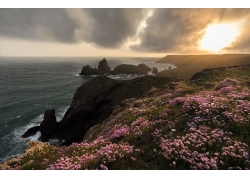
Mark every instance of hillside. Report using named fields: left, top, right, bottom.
left=156, top=54, right=250, bottom=79
left=1, top=64, right=250, bottom=170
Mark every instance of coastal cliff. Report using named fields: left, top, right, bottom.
left=2, top=64, right=250, bottom=170
left=22, top=75, right=176, bottom=145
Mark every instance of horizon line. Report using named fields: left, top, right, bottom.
left=1, top=53, right=250, bottom=58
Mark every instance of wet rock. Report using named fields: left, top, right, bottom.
left=21, top=126, right=40, bottom=138
left=39, top=109, right=59, bottom=141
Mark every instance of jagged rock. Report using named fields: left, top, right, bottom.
left=152, top=67, right=158, bottom=74
left=47, top=75, right=175, bottom=145
left=109, top=64, right=148, bottom=75
left=79, top=65, right=100, bottom=75
left=137, top=63, right=152, bottom=71
left=21, top=126, right=40, bottom=138
left=38, top=109, right=59, bottom=141
left=98, top=58, right=111, bottom=74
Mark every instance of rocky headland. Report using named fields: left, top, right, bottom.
left=22, top=75, right=176, bottom=146
left=80, top=58, right=155, bottom=76
left=156, top=54, right=250, bottom=79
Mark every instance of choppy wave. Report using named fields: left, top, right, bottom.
left=0, top=106, right=69, bottom=163
left=56, top=106, right=69, bottom=122
left=107, top=74, right=144, bottom=80
left=0, top=114, right=42, bottom=162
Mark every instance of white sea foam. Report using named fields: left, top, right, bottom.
left=31, top=131, right=41, bottom=140
left=0, top=106, right=69, bottom=162
left=56, top=106, right=69, bottom=122
left=0, top=114, right=43, bottom=162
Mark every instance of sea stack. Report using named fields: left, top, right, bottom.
left=80, top=65, right=100, bottom=75
left=152, top=67, right=158, bottom=74
left=137, top=63, right=152, bottom=72
left=98, top=58, right=111, bottom=74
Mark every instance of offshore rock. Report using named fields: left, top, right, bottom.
left=109, top=64, right=148, bottom=75
left=48, top=75, right=175, bottom=145
left=80, top=65, right=100, bottom=75
left=137, top=63, right=152, bottom=72
left=98, top=58, right=111, bottom=74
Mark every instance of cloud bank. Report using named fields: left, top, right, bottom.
left=1, top=8, right=250, bottom=53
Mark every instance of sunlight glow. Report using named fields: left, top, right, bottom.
left=125, top=9, right=154, bottom=47
left=200, top=23, right=240, bottom=53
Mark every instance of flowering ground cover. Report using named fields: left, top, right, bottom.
left=1, top=65, right=250, bottom=170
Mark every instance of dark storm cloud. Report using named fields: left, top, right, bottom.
left=0, top=9, right=78, bottom=43
left=131, top=8, right=250, bottom=53
left=0, top=8, right=146, bottom=48
left=1, top=8, right=250, bottom=53
left=78, top=9, right=147, bottom=48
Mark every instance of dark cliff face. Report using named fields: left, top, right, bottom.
left=39, top=109, right=59, bottom=141
left=49, top=75, right=175, bottom=145
left=22, top=75, right=175, bottom=145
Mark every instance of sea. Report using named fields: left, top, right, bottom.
left=0, top=56, right=173, bottom=163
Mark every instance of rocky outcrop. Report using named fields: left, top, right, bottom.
left=98, top=58, right=111, bottom=74
left=38, top=75, right=175, bottom=145
left=39, top=109, right=59, bottom=141
left=137, top=63, right=152, bottom=72
left=22, top=109, right=59, bottom=141
left=152, top=67, right=158, bottom=74
left=109, top=64, right=148, bottom=75
left=80, top=65, right=100, bottom=75
left=21, top=126, right=40, bottom=138
left=80, top=59, right=153, bottom=76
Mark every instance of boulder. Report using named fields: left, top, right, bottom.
left=137, top=63, right=152, bottom=72
left=98, top=58, right=111, bottom=74
left=109, top=64, right=148, bottom=75
left=38, top=109, right=59, bottom=141
left=152, top=67, right=158, bottom=74
left=79, top=65, right=100, bottom=75
left=21, top=126, right=40, bottom=138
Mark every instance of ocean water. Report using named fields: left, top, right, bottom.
left=0, top=56, right=173, bottom=162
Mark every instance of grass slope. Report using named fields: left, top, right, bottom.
left=1, top=65, right=250, bottom=170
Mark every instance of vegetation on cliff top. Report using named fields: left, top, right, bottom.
left=1, top=64, right=250, bottom=170
left=156, top=54, right=250, bottom=79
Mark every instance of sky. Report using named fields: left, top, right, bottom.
left=1, top=6, right=250, bottom=57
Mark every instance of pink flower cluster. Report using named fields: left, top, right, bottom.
left=169, top=97, right=185, bottom=106
left=214, top=78, right=240, bottom=91
left=109, top=125, right=130, bottom=139
left=159, top=125, right=249, bottom=170
left=46, top=135, right=135, bottom=170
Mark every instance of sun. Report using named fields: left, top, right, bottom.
left=200, top=23, right=239, bottom=53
